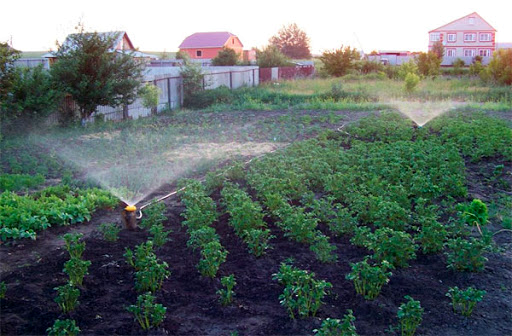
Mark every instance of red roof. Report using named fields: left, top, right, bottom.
left=179, top=32, right=241, bottom=49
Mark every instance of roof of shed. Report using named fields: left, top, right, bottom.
left=179, top=32, right=241, bottom=49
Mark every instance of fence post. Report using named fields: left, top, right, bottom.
left=167, top=77, right=171, bottom=110
left=230, top=71, right=233, bottom=89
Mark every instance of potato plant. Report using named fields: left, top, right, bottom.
left=54, top=283, right=80, bottom=313
left=139, top=202, right=166, bottom=229
left=273, top=261, right=332, bottom=319
left=445, top=237, right=490, bottom=272
left=126, top=293, right=167, bottom=331
left=149, top=223, right=171, bottom=248
left=446, top=286, right=486, bottom=316
left=0, top=281, right=6, bottom=299
left=61, top=233, right=85, bottom=259
left=397, top=296, right=423, bottom=336
left=46, top=319, right=80, bottom=336
left=346, top=257, right=392, bottom=300
left=198, top=241, right=228, bottom=278
left=221, top=183, right=274, bottom=256
left=217, top=274, right=236, bottom=306
left=367, top=228, right=417, bottom=268
left=98, top=223, right=121, bottom=242
left=124, top=241, right=170, bottom=292
left=313, top=310, right=358, bottom=336
left=63, top=257, right=91, bottom=286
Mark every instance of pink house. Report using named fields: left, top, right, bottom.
left=428, top=12, right=496, bottom=60
left=178, top=32, right=244, bottom=60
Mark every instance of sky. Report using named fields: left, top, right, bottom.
left=2, top=0, right=512, bottom=54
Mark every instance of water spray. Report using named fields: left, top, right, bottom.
left=121, top=204, right=138, bottom=230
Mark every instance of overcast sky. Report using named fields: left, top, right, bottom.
left=2, top=0, right=511, bottom=54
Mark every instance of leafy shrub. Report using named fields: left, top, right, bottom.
left=273, top=261, right=332, bottom=319
left=54, top=283, right=80, bottom=313
left=446, top=286, right=486, bottom=316
left=184, top=86, right=234, bottom=109
left=397, top=296, right=423, bottom=336
left=346, top=257, right=392, bottom=300
left=460, top=199, right=488, bottom=228
left=127, top=293, right=167, bottom=330
left=445, top=237, right=490, bottom=272
left=485, top=49, right=512, bottom=85
left=314, top=310, right=358, bottom=336
left=46, top=319, right=80, bottom=336
left=212, top=47, right=240, bottom=66
left=397, top=59, right=419, bottom=80
left=256, top=45, right=291, bottom=68
left=416, top=51, right=441, bottom=77
left=139, top=83, right=160, bottom=112
left=319, top=46, right=361, bottom=77
left=368, top=228, right=417, bottom=268
left=98, top=223, right=121, bottom=242
left=217, top=274, right=236, bottom=306
left=404, top=73, right=420, bottom=93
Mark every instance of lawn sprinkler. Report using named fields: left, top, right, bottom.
left=121, top=204, right=138, bottom=230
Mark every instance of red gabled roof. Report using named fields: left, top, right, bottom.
left=179, top=32, right=242, bottom=49
left=429, top=12, right=496, bottom=33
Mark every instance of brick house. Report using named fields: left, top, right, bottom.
left=178, top=32, right=244, bottom=60
left=428, top=12, right=496, bottom=64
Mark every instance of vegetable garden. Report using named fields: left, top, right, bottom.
left=1, top=78, right=511, bottom=335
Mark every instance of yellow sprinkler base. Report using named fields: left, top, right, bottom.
left=125, top=205, right=137, bottom=212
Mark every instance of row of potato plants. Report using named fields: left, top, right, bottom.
left=242, top=112, right=499, bottom=330
left=0, top=185, right=117, bottom=240
left=220, top=182, right=274, bottom=257
left=47, top=233, right=92, bottom=335
left=179, top=179, right=227, bottom=278
left=124, top=202, right=171, bottom=331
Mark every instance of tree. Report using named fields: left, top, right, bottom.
left=50, top=26, right=144, bottom=121
left=485, top=49, right=512, bottom=85
left=269, top=23, right=312, bottom=59
left=431, top=41, right=445, bottom=60
left=0, top=42, right=20, bottom=106
left=212, top=47, right=239, bottom=66
left=319, top=46, right=361, bottom=77
left=415, top=51, right=441, bottom=77
left=175, top=50, right=190, bottom=64
left=256, top=45, right=291, bottom=68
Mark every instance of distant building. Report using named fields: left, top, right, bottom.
left=367, top=51, right=413, bottom=65
left=178, top=32, right=244, bottom=60
left=41, top=31, right=158, bottom=67
left=428, top=12, right=496, bottom=65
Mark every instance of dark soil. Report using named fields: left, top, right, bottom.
left=1, top=115, right=511, bottom=335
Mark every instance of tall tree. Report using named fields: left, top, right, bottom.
left=51, top=26, right=144, bottom=121
left=269, top=23, right=312, bottom=59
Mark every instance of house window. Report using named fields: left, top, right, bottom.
left=464, top=33, right=476, bottom=42
left=430, top=33, right=440, bottom=42
left=232, top=38, right=235, bottom=44
left=446, top=49, right=456, bottom=57
left=464, top=49, right=476, bottom=57
left=468, top=17, right=475, bottom=25
left=196, top=50, right=202, bottom=57
left=479, top=33, right=492, bottom=42
left=479, top=49, right=492, bottom=57
left=447, top=33, right=456, bottom=42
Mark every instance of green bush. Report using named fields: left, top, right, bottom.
left=445, top=237, right=490, bottom=272
left=368, top=228, right=417, bottom=268
left=404, top=73, right=420, bottom=93
left=485, top=49, right=512, bottom=85
left=397, top=60, right=419, bottom=80
left=319, top=46, right=361, bottom=77
left=212, top=47, right=240, bottom=66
